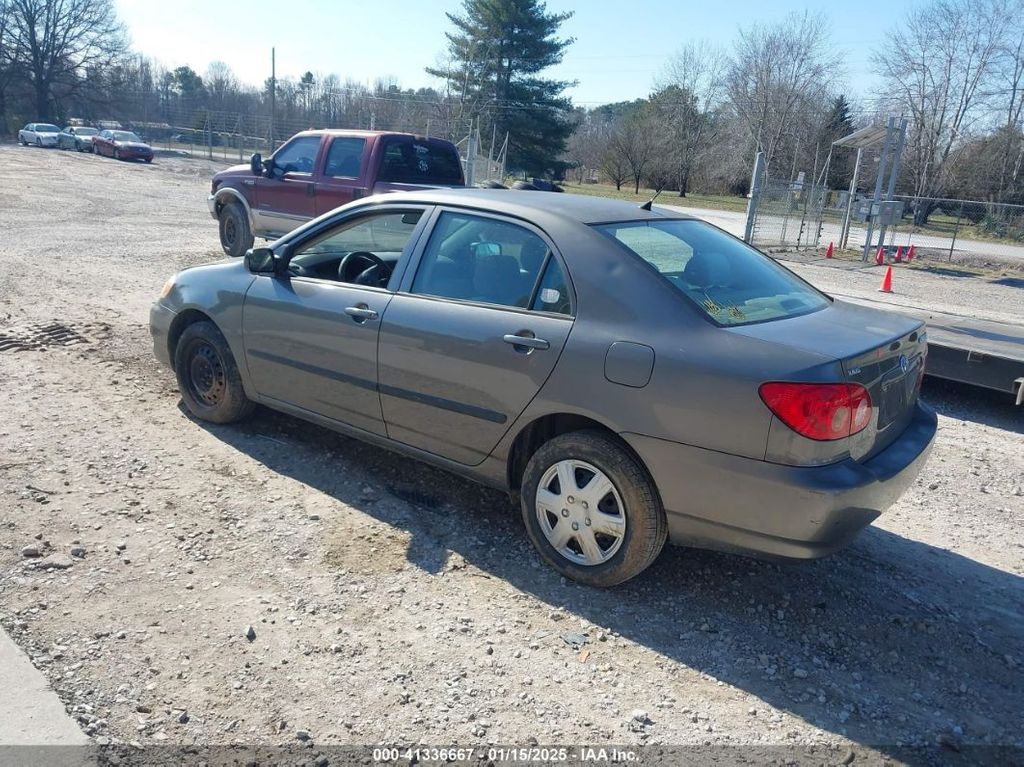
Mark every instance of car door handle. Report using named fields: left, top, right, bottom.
left=344, top=305, right=378, bottom=322
left=503, top=333, right=549, bottom=350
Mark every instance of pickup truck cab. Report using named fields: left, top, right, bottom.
left=208, top=129, right=465, bottom=255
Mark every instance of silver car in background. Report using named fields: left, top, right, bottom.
left=18, top=122, right=61, bottom=147
left=150, top=190, right=937, bottom=586
left=58, top=125, right=99, bottom=152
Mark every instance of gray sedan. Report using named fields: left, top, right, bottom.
left=150, top=189, right=936, bottom=586
left=58, top=125, right=99, bottom=152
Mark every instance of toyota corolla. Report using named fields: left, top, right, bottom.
left=150, top=190, right=936, bottom=586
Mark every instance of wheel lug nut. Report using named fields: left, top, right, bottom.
left=585, top=518, right=591, bottom=526
left=561, top=509, right=569, bottom=517
left=582, top=501, right=589, bottom=510
left=571, top=522, right=579, bottom=531
left=567, top=496, right=575, bottom=504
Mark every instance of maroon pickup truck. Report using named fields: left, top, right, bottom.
left=208, top=129, right=465, bottom=255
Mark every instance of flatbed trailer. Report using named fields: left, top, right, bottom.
left=832, top=295, right=1024, bottom=406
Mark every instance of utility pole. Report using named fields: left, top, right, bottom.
left=270, top=47, right=276, bottom=152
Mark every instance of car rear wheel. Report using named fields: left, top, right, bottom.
left=521, top=430, right=667, bottom=587
left=218, top=201, right=254, bottom=257
left=173, top=321, right=254, bottom=424
left=114, top=149, right=121, bottom=160
left=35, top=137, right=41, bottom=147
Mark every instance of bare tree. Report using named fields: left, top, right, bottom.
left=7, top=0, right=126, bottom=120
left=611, top=108, right=659, bottom=194
left=600, top=128, right=631, bottom=191
left=655, top=40, right=727, bottom=196
left=0, top=0, right=13, bottom=131
left=726, top=11, right=840, bottom=171
left=990, top=2, right=1024, bottom=200
left=874, top=0, right=1006, bottom=219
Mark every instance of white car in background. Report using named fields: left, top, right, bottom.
left=18, top=123, right=61, bottom=147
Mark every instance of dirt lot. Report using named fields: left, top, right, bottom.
left=0, top=144, right=1022, bottom=762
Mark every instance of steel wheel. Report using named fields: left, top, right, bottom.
left=223, top=215, right=237, bottom=248
left=184, top=340, right=226, bottom=407
left=535, top=459, right=626, bottom=566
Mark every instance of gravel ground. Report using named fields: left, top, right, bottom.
left=0, top=144, right=1022, bottom=764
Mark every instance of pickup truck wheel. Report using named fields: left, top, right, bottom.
left=173, top=321, right=254, bottom=424
left=219, top=201, right=254, bottom=257
left=521, top=430, right=667, bottom=587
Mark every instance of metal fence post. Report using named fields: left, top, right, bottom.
left=743, top=152, right=765, bottom=244
left=949, top=204, right=963, bottom=262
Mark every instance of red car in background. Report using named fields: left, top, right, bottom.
left=93, top=130, right=154, bottom=163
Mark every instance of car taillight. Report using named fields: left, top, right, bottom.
left=759, top=382, right=873, bottom=441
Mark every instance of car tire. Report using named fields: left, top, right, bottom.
left=35, top=138, right=41, bottom=147
left=173, top=320, right=254, bottom=424
left=218, top=201, right=254, bottom=257
left=144, top=157, right=153, bottom=164
left=521, top=430, right=667, bottom=587
left=114, top=149, right=121, bottom=160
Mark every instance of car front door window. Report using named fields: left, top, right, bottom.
left=287, top=210, right=424, bottom=287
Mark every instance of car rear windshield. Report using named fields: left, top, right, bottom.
left=593, top=219, right=829, bottom=326
left=76, top=127, right=98, bottom=135
left=113, top=131, right=141, bottom=142
left=377, top=138, right=463, bottom=185
left=36, top=124, right=59, bottom=132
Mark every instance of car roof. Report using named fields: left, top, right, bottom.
left=375, top=188, right=696, bottom=226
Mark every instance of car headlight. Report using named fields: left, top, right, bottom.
left=159, top=277, right=176, bottom=299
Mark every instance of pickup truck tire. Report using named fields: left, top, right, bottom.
left=219, top=201, right=254, bottom=257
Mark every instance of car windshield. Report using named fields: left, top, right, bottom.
left=36, top=124, right=59, bottom=133
left=113, top=131, right=141, bottom=142
left=593, top=219, right=829, bottom=327
left=75, top=127, right=98, bottom=136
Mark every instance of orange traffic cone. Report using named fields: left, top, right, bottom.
left=875, top=246, right=885, bottom=266
left=878, top=266, right=894, bottom=293
left=895, top=246, right=903, bottom=263
left=907, top=244, right=915, bottom=262
left=826, top=241, right=834, bottom=259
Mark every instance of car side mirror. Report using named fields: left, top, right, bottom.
left=263, top=156, right=277, bottom=178
left=250, top=152, right=263, bottom=176
left=244, top=247, right=276, bottom=272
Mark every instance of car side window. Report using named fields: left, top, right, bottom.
left=287, top=210, right=424, bottom=286
left=530, top=258, right=572, bottom=316
left=271, top=136, right=321, bottom=175
left=411, top=211, right=557, bottom=311
left=324, top=137, right=365, bottom=178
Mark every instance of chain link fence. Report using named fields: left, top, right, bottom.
left=744, top=154, right=827, bottom=250
left=744, top=154, right=1024, bottom=268
left=82, top=107, right=491, bottom=179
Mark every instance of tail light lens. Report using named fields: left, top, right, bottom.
left=759, top=382, right=873, bottom=441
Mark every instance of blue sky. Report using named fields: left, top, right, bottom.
left=115, top=0, right=917, bottom=106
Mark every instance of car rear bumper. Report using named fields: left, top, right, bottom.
left=150, top=301, right=175, bottom=369
left=623, top=400, right=938, bottom=560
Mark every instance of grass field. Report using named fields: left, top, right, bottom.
left=559, top=181, right=750, bottom=213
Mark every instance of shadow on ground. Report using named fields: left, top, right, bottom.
left=189, top=380, right=1022, bottom=764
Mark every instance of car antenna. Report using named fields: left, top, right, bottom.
left=639, top=189, right=663, bottom=211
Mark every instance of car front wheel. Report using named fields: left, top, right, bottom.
left=521, top=430, right=667, bottom=587
left=173, top=321, right=255, bottom=424
left=218, top=201, right=254, bottom=257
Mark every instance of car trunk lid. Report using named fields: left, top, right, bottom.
left=730, top=299, right=927, bottom=460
